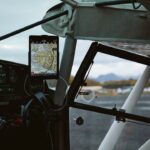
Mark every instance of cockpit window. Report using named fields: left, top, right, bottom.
left=70, top=41, right=150, bottom=149
left=70, top=107, right=150, bottom=150
left=0, top=0, right=61, bottom=64
left=0, top=1, right=149, bottom=150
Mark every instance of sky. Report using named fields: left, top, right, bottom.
left=0, top=0, right=146, bottom=78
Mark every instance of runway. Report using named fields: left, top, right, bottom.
left=70, top=94, right=150, bottom=150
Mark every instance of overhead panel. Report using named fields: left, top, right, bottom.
left=74, top=6, right=150, bottom=43
left=42, top=1, right=150, bottom=56
left=100, top=41, right=150, bottom=56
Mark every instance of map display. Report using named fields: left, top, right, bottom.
left=31, top=41, right=57, bottom=77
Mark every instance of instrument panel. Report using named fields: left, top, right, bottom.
left=0, top=60, right=28, bottom=103
left=0, top=59, right=48, bottom=118
left=0, top=60, right=52, bottom=149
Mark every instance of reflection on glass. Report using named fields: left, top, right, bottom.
left=70, top=108, right=150, bottom=150
left=70, top=108, right=114, bottom=150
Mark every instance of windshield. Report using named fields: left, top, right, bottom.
left=0, top=0, right=148, bottom=64
left=0, top=1, right=149, bottom=150
left=0, top=0, right=61, bottom=64
left=70, top=45, right=150, bottom=150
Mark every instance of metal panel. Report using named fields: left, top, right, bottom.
left=54, top=35, right=77, bottom=106
left=98, top=43, right=150, bottom=65
left=42, top=3, right=73, bottom=37
left=101, top=41, right=150, bottom=56
left=74, top=6, right=150, bottom=43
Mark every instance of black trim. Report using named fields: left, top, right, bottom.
left=71, top=102, right=150, bottom=124
left=66, top=42, right=150, bottom=125
left=66, top=42, right=99, bottom=105
left=0, top=59, right=27, bottom=68
left=98, top=43, right=150, bottom=66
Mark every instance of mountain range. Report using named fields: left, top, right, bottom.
left=95, top=73, right=138, bottom=83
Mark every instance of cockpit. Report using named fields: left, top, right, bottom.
left=0, top=1, right=150, bottom=150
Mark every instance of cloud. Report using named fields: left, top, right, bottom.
left=0, top=44, right=21, bottom=50
left=0, top=0, right=60, bottom=65
left=0, top=47, right=27, bottom=64
left=0, top=0, right=147, bottom=78
left=73, top=40, right=130, bottom=65
left=0, top=0, right=58, bottom=35
left=71, top=61, right=146, bottom=78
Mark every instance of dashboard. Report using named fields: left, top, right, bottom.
left=0, top=59, right=51, bottom=150
left=0, top=60, right=28, bottom=105
left=0, top=59, right=45, bottom=115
